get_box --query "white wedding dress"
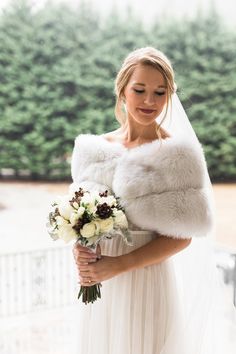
[76,230,181,354]
[70,131,236,354]
[74,229,236,354]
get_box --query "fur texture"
[70,134,214,239]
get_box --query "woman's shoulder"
[73,129,123,147]
[101,128,124,143]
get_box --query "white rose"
[55,215,68,226]
[69,212,79,226]
[99,196,116,207]
[95,195,103,204]
[72,201,79,209]
[57,223,77,243]
[93,220,101,235]
[113,209,128,228]
[80,193,94,205]
[90,191,100,202]
[80,222,96,238]
[80,193,97,213]
[57,196,75,220]
[87,203,97,214]
[106,195,117,206]
[77,206,85,218]
[99,217,114,233]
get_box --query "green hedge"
[0,1,235,181]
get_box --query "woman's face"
[123,64,167,126]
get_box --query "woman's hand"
[79,255,122,286]
[73,243,122,286]
[73,243,101,266]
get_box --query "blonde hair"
[114,47,177,139]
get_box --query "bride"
[71,47,236,353]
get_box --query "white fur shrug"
[70,134,214,239]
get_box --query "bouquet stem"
[78,283,102,304]
[77,244,102,304]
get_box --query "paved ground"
[213,184,236,252]
[0,181,69,253]
[0,305,79,354]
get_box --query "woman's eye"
[155,92,165,96]
[133,89,144,94]
[133,89,166,96]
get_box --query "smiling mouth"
[139,108,156,114]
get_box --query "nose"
[143,93,155,106]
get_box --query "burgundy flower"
[69,188,85,207]
[96,202,113,219]
[99,190,109,198]
[73,213,91,232]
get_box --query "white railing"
[1,245,235,318]
[0,246,78,317]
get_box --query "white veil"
[161,93,199,142]
[156,93,236,354]
[162,93,214,189]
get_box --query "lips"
[139,108,156,114]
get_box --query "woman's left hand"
[78,255,122,286]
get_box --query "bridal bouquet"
[47,188,131,304]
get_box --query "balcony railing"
[0,244,235,319]
[0,245,78,318]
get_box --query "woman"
[71,47,235,354]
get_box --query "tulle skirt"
[74,230,236,354]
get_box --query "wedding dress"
[70,130,236,354]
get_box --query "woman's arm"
[119,235,191,272]
[73,235,191,286]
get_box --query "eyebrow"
[133,82,167,88]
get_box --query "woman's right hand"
[72,243,101,279]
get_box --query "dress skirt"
[75,230,189,354]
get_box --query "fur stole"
[70,134,214,239]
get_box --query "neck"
[121,118,159,144]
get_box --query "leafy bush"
[0,1,235,181]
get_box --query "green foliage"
[0,1,235,181]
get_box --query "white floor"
[0,182,69,254]
[0,305,80,354]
